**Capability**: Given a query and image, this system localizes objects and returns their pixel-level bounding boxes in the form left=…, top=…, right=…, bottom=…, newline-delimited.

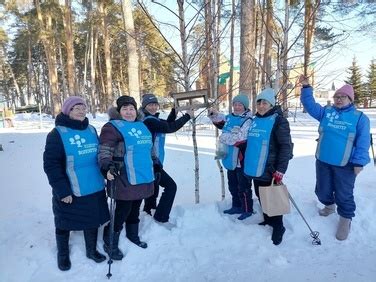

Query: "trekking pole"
left=106, top=176, right=117, bottom=279
left=288, top=193, right=322, bottom=245
left=370, top=133, right=376, bottom=166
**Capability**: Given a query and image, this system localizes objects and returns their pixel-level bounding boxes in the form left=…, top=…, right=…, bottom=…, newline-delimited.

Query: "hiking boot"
left=237, top=212, right=253, bottom=220
left=319, top=204, right=336, bottom=216
left=223, top=206, right=243, bottom=215
left=336, top=216, right=351, bottom=241
left=271, top=226, right=286, bottom=245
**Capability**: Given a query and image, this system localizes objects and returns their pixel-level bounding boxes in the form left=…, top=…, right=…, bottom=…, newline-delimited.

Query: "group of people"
left=210, top=76, right=370, bottom=245
left=44, top=76, right=371, bottom=271
left=43, top=94, right=193, bottom=271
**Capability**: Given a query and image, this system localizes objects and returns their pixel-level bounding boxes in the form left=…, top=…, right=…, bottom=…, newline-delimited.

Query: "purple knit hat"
left=335, top=84, right=354, bottom=101
left=62, top=96, right=87, bottom=115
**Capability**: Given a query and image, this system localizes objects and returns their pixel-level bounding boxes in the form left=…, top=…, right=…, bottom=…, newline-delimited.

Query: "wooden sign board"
left=170, top=89, right=209, bottom=110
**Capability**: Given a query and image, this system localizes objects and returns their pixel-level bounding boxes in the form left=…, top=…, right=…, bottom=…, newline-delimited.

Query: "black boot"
left=103, top=225, right=124, bottom=260
left=83, top=229, right=106, bottom=263
left=258, top=213, right=271, bottom=226
left=56, top=230, right=71, bottom=271
left=271, top=226, right=286, bottom=245
left=125, top=223, right=148, bottom=249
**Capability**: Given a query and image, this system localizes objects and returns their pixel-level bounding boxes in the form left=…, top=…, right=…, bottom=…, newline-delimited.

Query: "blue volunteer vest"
left=110, top=120, right=154, bottom=185
left=144, top=115, right=166, bottom=164
left=221, top=114, right=248, bottom=170
left=316, top=107, right=361, bottom=166
left=56, top=125, right=104, bottom=197
left=244, top=114, right=277, bottom=177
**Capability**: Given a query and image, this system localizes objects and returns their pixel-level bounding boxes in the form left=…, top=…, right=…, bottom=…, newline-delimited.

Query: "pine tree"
left=345, top=57, right=364, bottom=105
left=366, top=59, right=376, bottom=108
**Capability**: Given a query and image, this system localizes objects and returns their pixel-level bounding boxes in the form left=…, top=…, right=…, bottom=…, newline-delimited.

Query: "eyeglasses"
left=71, top=105, right=87, bottom=112
left=333, top=95, right=348, bottom=101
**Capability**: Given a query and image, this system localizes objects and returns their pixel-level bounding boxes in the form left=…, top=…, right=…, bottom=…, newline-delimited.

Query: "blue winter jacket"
left=300, top=86, right=370, bottom=167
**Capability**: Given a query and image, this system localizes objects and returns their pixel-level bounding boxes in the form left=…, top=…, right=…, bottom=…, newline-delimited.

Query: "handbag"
left=259, top=179, right=291, bottom=217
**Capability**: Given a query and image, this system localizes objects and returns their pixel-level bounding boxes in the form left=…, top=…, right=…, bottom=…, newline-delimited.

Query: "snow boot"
left=336, top=216, right=351, bottom=241
left=103, top=225, right=124, bottom=260
left=259, top=213, right=271, bottom=226
left=83, top=229, right=106, bottom=263
left=237, top=212, right=253, bottom=220
left=125, top=223, right=148, bottom=249
left=56, top=231, right=71, bottom=271
left=223, top=206, right=243, bottom=215
left=319, top=204, right=336, bottom=216
left=271, top=226, right=286, bottom=245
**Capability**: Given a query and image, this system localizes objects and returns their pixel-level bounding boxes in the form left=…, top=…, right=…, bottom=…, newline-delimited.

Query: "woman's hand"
left=298, top=75, right=309, bottom=86
left=107, top=170, right=115, bottom=181
left=61, top=195, right=73, bottom=204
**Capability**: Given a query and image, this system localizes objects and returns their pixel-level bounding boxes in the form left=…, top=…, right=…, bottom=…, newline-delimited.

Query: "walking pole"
left=370, top=133, right=376, bottom=166
left=288, top=193, right=322, bottom=245
left=106, top=178, right=117, bottom=279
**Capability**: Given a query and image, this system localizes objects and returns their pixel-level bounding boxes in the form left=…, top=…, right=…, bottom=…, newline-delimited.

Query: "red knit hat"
left=335, top=84, right=354, bottom=101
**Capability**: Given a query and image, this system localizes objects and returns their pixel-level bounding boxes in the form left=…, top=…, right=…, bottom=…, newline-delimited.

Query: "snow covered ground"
left=0, top=109, right=375, bottom=282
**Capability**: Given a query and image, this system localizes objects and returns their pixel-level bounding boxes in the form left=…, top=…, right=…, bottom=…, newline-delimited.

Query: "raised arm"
left=299, top=75, right=325, bottom=121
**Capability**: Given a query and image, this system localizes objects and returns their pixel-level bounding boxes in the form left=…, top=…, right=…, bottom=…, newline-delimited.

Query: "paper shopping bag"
left=259, top=179, right=291, bottom=217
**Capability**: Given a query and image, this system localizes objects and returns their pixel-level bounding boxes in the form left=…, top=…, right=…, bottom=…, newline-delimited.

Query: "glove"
left=108, top=164, right=119, bottom=177
left=272, top=171, right=284, bottom=184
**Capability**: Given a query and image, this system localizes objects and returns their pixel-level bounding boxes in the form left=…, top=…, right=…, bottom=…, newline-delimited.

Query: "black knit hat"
left=116, top=95, right=137, bottom=112
left=141, top=93, right=159, bottom=108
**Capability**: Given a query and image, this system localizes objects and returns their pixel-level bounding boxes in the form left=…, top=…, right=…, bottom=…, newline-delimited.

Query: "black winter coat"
left=239, top=106, right=293, bottom=182
left=142, top=108, right=191, bottom=143
left=43, top=113, right=109, bottom=230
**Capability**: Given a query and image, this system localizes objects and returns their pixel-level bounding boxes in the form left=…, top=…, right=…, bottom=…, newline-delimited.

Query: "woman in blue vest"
left=208, top=94, right=254, bottom=220
left=43, top=96, right=109, bottom=271
left=220, top=89, right=293, bottom=245
left=140, top=94, right=193, bottom=227
left=98, top=96, right=154, bottom=260
left=299, top=75, right=370, bottom=241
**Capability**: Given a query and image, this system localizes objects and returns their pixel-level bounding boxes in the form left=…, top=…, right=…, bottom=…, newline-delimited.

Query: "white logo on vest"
left=69, top=134, right=86, bottom=148
left=326, top=112, right=339, bottom=123
left=128, top=128, right=142, bottom=138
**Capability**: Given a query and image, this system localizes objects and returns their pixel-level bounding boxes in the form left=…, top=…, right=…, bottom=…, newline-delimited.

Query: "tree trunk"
left=35, top=0, right=60, bottom=116
left=304, top=0, right=320, bottom=78
left=99, top=0, right=113, bottom=107
left=280, top=0, right=289, bottom=115
left=63, top=0, right=77, bottom=97
left=239, top=0, right=256, bottom=112
left=262, top=0, right=273, bottom=88
left=228, top=0, right=236, bottom=114
left=121, top=0, right=141, bottom=103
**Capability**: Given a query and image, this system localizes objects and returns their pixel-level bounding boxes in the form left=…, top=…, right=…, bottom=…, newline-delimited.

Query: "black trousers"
left=113, top=199, right=142, bottom=232
left=253, top=179, right=283, bottom=228
left=236, top=168, right=253, bottom=213
left=144, top=168, right=177, bottom=223
left=227, top=169, right=241, bottom=208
